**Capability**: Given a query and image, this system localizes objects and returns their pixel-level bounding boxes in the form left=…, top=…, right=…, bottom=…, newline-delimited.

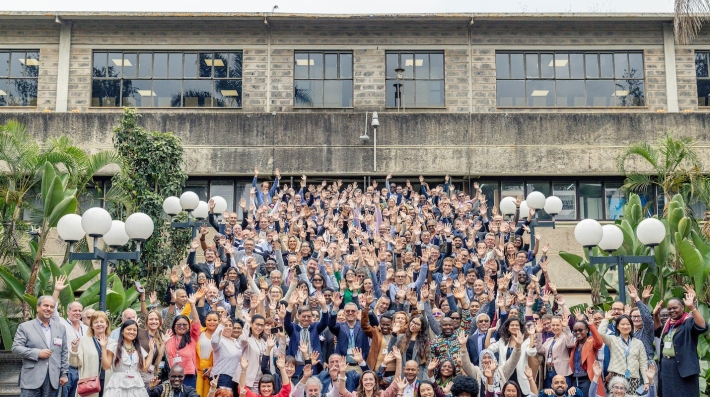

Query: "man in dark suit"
left=187, top=238, right=220, bottom=280
left=12, top=296, right=68, bottom=397
left=328, top=295, right=370, bottom=372
left=284, top=291, right=330, bottom=374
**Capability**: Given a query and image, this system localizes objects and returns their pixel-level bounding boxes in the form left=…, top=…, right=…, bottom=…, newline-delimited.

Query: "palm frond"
left=621, top=173, right=656, bottom=194
left=675, top=0, right=710, bottom=45
left=616, top=142, right=659, bottom=174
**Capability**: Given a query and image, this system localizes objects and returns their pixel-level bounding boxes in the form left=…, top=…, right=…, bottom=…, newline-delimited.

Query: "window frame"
left=695, top=50, right=710, bottom=107
left=90, top=50, right=243, bottom=109
left=385, top=50, right=446, bottom=109
left=293, top=50, right=354, bottom=108
left=495, top=50, right=646, bottom=109
left=0, top=49, right=40, bottom=108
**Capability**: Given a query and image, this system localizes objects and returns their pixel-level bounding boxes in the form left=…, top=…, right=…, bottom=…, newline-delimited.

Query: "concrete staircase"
left=0, top=352, right=21, bottom=397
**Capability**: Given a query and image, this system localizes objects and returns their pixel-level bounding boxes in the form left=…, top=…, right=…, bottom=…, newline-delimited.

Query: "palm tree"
left=675, top=0, right=710, bottom=45
left=617, top=135, right=709, bottom=215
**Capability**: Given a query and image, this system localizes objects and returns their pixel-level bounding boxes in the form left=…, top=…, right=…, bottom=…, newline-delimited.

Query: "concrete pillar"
left=663, top=23, right=679, bottom=113
left=55, top=21, right=72, bottom=112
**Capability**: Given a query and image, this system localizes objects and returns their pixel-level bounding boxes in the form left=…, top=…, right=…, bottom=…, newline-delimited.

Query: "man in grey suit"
left=12, top=296, right=68, bottom=397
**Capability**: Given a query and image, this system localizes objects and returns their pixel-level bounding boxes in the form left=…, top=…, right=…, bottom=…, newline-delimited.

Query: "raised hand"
left=627, top=284, right=639, bottom=300
left=149, top=291, right=158, bottom=305
left=394, top=376, right=407, bottom=391
left=351, top=347, right=364, bottom=364
left=240, top=355, right=249, bottom=369
left=428, top=357, right=440, bottom=372
left=391, top=346, right=402, bottom=362
left=642, top=285, right=653, bottom=301
left=298, top=340, right=309, bottom=356
left=457, top=329, right=467, bottom=346
left=512, top=330, right=524, bottom=347
left=683, top=284, right=697, bottom=308
left=54, top=275, right=68, bottom=292
left=302, top=364, right=313, bottom=380
left=592, top=361, right=602, bottom=378
left=276, top=355, right=286, bottom=369
left=310, top=350, right=320, bottom=365
left=524, top=366, right=533, bottom=380
left=646, top=362, right=656, bottom=381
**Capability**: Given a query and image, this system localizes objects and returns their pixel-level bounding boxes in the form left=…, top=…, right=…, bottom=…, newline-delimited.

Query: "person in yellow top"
left=196, top=312, right=219, bottom=397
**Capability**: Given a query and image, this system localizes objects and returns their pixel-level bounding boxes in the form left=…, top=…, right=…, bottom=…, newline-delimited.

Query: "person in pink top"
left=337, top=355, right=403, bottom=397
left=237, top=354, right=291, bottom=397
left=165, top=288, right=205, bottom=389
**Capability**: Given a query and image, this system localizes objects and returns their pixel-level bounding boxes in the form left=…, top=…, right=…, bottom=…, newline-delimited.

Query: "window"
left=386, top=51, right=444, bottom=108
left=91, top=51, right=242, bottom=108
left=0, top=50, right=39, bottom=107
left=496, top=51, right=645, bottom=107
left=696, top=51, right=710, bottom=106
left=294, top=51, right=353, bottom=108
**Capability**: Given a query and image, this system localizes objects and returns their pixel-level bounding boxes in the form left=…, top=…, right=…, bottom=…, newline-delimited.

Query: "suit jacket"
left=320, top=328, right=336, bottom=366
left=283, top=310, right=330, bottom=361
left=186, top=251, right=218, bottom=280
left=360, top=308, right=397, bottom=370
left=12, top=318, right=68, bottom=390
left=328, top=316, right=370, bottom=361
left=536, top=326, right=576, bottom=377
left=466, top=331, right=487, bottom=367
left=658, top=316, right=709, bottom=378
left=232, top=251, right=266, bottom=268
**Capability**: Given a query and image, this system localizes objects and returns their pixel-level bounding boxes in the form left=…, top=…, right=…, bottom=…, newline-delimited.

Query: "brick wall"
left=644, top=48, right=667, bottom=112
left=353, top=49, right=385, bottom=110
left=269, top=48, right=294, bottom=112
left=676, top=47, right=697, bottom=111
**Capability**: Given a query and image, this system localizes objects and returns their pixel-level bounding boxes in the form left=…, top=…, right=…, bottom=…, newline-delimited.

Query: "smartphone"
left=271, top=326, right=283, bottom=334
left=295, top=266, right=302, bottom=276
left=134, top=281, right=145, bottom=294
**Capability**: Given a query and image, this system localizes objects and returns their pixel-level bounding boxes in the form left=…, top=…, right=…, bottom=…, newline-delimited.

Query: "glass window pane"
left=199, top=53, right=213, bottom=78
left=510, top=54, right=525, bottom=79
left=340, top=80, right=353, bottom=107
left=526, top=53, right=539, bottom=78
left=138, top=53, right=152, bottom=78
left=556, top=80, right=586, bottom=107
left=585, top=54, right=599, bottom=78
left=229, top=52, right=242, bottom=78
left=214, top=53, right=228, bottom=78
left=614, top=53, right=629, bottom=78
left=210, top=181, right=235, bottom=212
left=91, top=79, right=120, bottom=107
left=153, top=79, right=182, bottom=107
left=24, top=52, right=39, bottom=78
left=108, top=53, right=122, bottom=78
left=430, top=53, right=443, bottom=79
left=401, top=79, right=414, bottom=107
left=340, top=53, right=352, bottom=79
left=580, top=182, right=603, bottom=220
left=183, top=53, right=198, bottom=78
left=540, top=54, right=554, bottom=78
left=604, top=182, right=626, bottom=220
left=183, top=79, right=213, bottom=107
left=92, top=52, right=107, bottom=78
left=310, top=80, right=324, bottom=107
left=697, top=80, right=710, bottom=106
left=496, top=53, right=510, bottom=79
left=386, top=53, right=399, bottom=79
left=122, top=53, right=137, bottom=78
left=401, top=54, right=414, bottom=78
left=153, top=53, right=168, bottom=78
left=554, top=54, right=569, bottom=79
left=552, top=182, right=577, bottom=220
left=214, top=79, right=241, bottom=108
left=496, top=80, right=525, bottom=106
left=587, top=80, right=614, bottom=107
left=614, top=80, right=645, bottom=106
left=415, top=53, right=429, bottom=79
left=0, top=52, right=9, bottom=78
left=629, top=53, right=644, bottom=79
left=324, top=53, right=338, bottom=79
left=526, top=80, right=555, bottom=106
left=324, top=80, right=343, bottom=107
left=0, top=79, right=8, bottom=106
left=309, top=53, right=323, bottom=79
left=696, top=52, right=708, bottom=78
left=169, top=53, right=183, bottom=78
left=502, top=182, right=524, bottom=199
left=183, top=180, right=208, bottom=202
left=122, top=79, right=152, bottom=107
left=417, top=79, right=444, bottom=107
left=10, top=52, right=24, bottom=77
left=295, top=80, right=314, bottom=107
left=570, top=53, right=584, bottom=79
left=8, top=79, right=37, bottom=106
left=295, top=53, right=309, bottom=79
left=600, top=54, right=614, bottom=78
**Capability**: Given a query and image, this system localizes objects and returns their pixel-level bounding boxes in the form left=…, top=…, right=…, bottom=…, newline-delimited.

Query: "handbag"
left=77, top=376, right=101, bottom=396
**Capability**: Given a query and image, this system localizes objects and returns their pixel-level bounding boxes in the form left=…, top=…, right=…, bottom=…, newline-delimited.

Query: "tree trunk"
left=22, top=229, right=46, bottom=321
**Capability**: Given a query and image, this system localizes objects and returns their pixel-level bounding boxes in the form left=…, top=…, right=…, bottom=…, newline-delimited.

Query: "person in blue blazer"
left=284, top=292, right=330, bottom=375
left=328, top=294, right=371, bottom=372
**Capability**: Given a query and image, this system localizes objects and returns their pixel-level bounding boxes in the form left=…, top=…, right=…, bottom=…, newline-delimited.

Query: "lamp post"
left=573, top=218, right=665, bottom=303
left=395, top=66, right=405, bottom=112
left=499, top=192, right=564, bottom=265
left=57, top=208, right=154, bottom=311
left=163, top=191, right=228, bottom=238
left=360, top=112, right=379, bottom=172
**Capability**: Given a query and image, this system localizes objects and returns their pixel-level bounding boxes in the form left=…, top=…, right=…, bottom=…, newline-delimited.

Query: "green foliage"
left=108, top=108, right=190, bottom=295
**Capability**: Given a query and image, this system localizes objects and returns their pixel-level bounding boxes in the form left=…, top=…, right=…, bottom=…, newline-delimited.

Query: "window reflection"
left=385, top=51, right=445, bottom=108
left=580, top=182, right=603, bottom=219
left=695, top=51, right=710, bottom=107
left=552, top=182, right=576, bottom=220
left=294, top=51, right=353, bottom=108
left=91, top=51, right=242, bottom=108
left=0, top=50, right=39, bottom=107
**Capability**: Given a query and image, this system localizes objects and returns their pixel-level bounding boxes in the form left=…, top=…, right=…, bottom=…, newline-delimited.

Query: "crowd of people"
left=12, top=171, right=709, bottom=397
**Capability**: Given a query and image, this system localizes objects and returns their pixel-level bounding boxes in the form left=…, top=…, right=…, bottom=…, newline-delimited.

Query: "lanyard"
left=65, top=319, right=83, bottom=338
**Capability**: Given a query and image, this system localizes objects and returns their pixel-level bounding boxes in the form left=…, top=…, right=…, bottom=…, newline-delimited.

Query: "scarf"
left=160, top=383, right=184, bottom=397
left=662, top=312, right=690, bottom=335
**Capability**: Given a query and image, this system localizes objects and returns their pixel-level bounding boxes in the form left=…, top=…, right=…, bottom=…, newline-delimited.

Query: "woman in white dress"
left=97, top=320, right=155, bottom=397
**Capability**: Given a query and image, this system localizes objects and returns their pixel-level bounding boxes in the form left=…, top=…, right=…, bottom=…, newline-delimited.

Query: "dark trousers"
left=61, top=367, right=79, bottom=397
left=570, top=375, right=591, bottom=397
left=21, top=373, right=57, bottom=397
left=183, top=374, right=197, bottom=389
left=217, top=374, right=239, bottom=397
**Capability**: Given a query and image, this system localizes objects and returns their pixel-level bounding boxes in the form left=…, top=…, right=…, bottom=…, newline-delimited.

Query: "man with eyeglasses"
left=466, top=313, right=493, bottom=366
left=385, top=266, right=427, bottom=305
left=328, top=296, right=370, bottom=370
left=148, top=365, right=200, bottom=397
left=285, top=291, right=330, bottom=375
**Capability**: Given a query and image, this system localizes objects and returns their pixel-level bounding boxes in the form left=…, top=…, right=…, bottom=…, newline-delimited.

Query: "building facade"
left=2, top=12, right=710, bottom=299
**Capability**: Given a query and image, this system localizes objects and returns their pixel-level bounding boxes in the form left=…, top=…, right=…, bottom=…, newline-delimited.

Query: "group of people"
left=13, top=172, right=709, bottom=397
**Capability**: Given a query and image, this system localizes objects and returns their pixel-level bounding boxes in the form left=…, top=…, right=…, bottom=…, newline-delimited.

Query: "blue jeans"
left=62, top=367, right=79, bottom=397
left=182, top=374, right=197, bottom=389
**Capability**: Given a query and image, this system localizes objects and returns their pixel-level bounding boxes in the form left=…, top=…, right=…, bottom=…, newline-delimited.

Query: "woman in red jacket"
left=238, top=354, right=291, bottom=397
left=568, top=313, right=604, bottom=397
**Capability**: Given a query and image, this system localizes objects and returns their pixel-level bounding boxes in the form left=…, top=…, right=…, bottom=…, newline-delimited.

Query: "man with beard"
left=359, top=294, right=396, bottom=375
left=429, top=318, right=462, bottom=372
left=187, top=238, right=220, bottom=281
left=148, top=365, right=200, bottom=397
left=328, top=296, right=370, bottom=368
left=538, top=375, right=583, bottom=397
